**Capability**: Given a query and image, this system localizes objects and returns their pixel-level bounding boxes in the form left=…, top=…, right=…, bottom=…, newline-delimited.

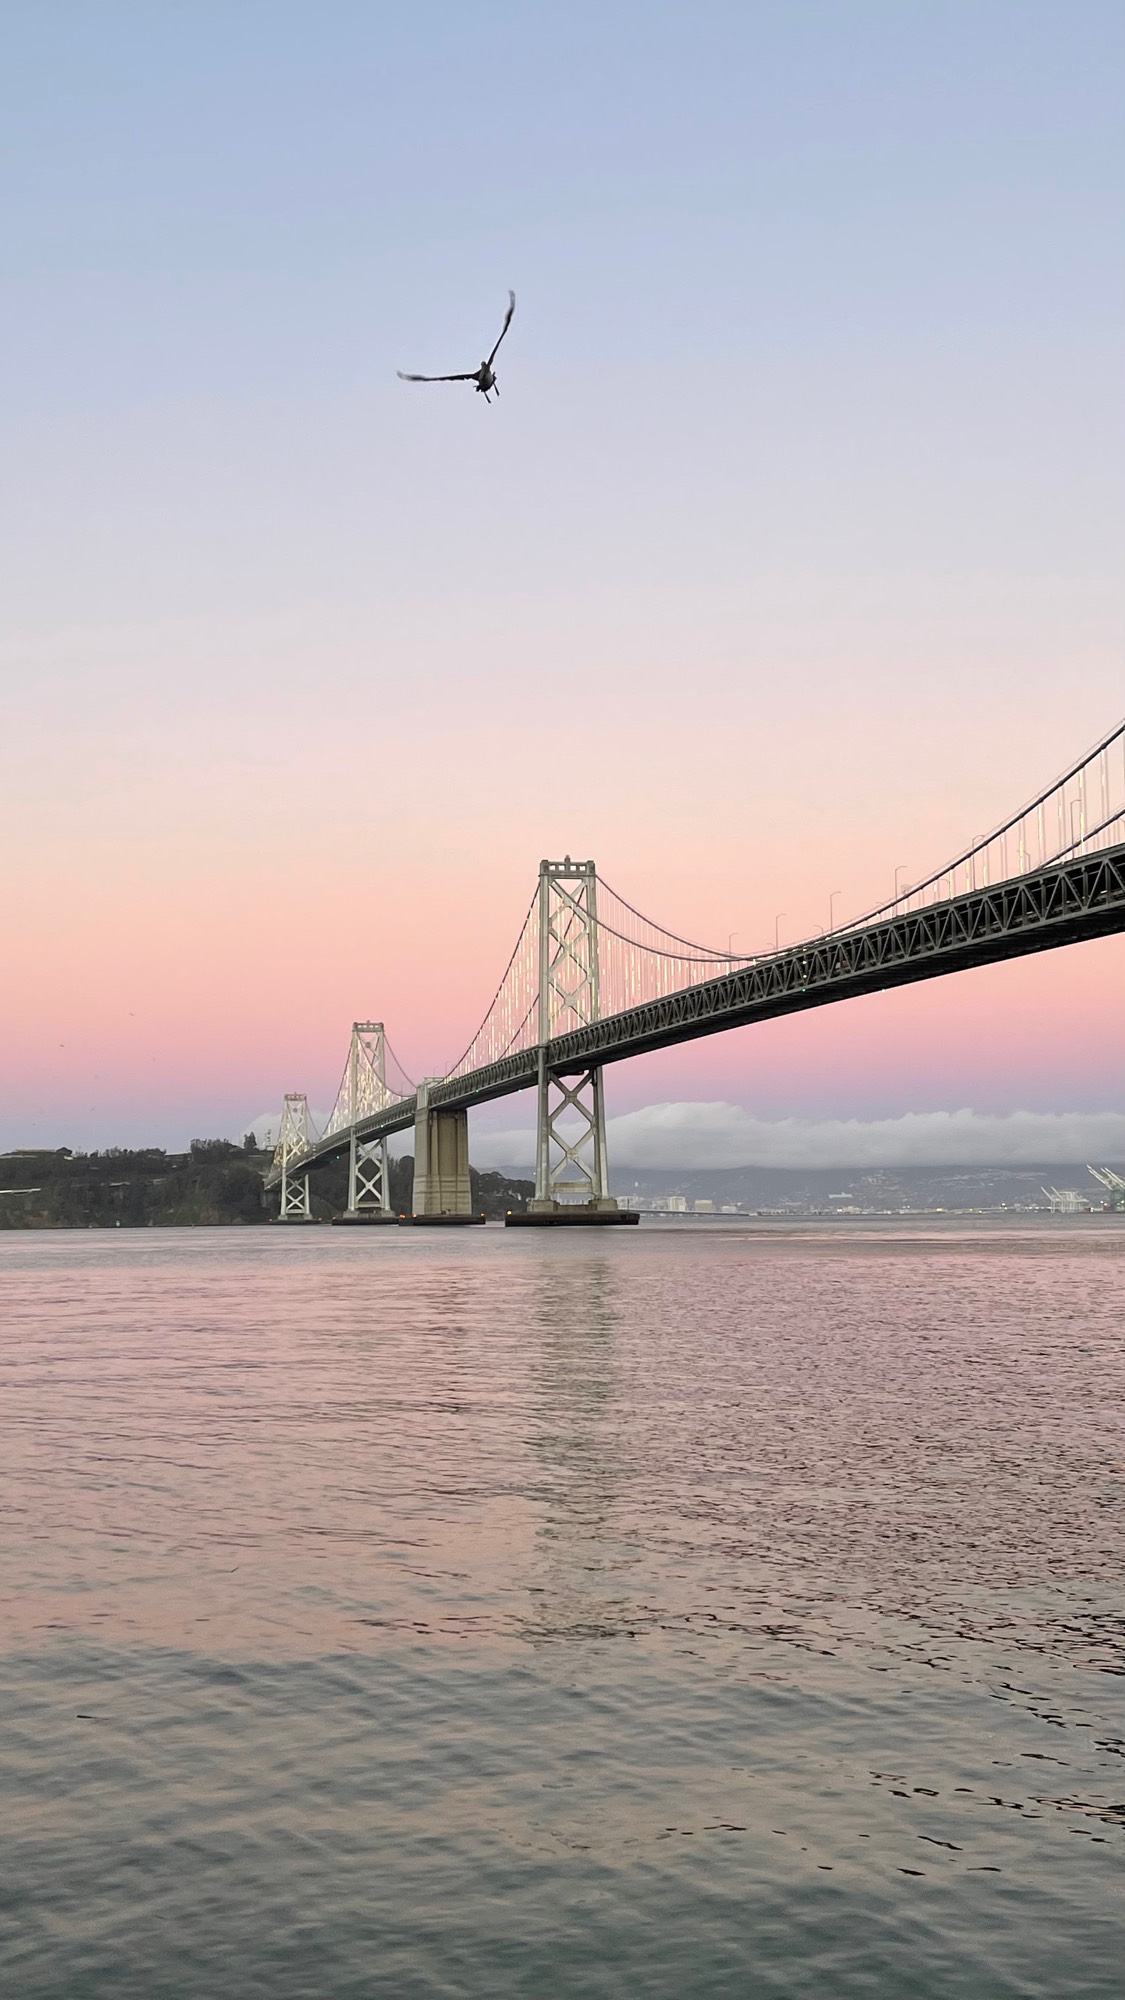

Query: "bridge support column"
left=528, top=1057, right=619, bottom=1214
left=412, top=1081, right=474, bottom=1218
left=280, top=1167, right=311, bottom=1220
left=335, top=1131, right=393, bottom=1222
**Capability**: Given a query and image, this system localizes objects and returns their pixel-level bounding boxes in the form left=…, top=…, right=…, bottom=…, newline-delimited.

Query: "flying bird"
left=397, top=291, right=516, bottom=403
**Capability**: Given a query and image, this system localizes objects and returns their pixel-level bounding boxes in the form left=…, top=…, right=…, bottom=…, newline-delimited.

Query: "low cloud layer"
left=466, top=1102, right=1125, bottom=1173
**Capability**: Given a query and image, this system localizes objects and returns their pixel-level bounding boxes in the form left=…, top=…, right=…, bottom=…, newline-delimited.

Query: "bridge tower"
left=528, top=858, right=620, bottom=1219
left=275, top=1092, right=314, bottom=1221
left=342, top=1022, right=394, bottom=1221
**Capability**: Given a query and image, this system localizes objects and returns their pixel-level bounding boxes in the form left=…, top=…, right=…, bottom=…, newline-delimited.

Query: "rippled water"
left=2, top=1220, right=1124, bottom=1998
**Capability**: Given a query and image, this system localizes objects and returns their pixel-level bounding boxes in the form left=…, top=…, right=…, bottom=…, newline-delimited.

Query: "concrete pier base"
left=412, top=1083, right=474, bottom=1217
left=400, top=1212, right=487, bottom=1226
left=507, top=1205, right=639, bottom=1227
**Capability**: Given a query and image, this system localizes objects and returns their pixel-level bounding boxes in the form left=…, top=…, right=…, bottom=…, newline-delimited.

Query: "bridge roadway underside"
left=268, top=844, right=1125, bottom=1187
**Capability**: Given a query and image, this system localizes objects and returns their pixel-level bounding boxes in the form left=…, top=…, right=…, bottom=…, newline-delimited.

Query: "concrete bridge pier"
left=411, top=1081, right=478, bottom=1221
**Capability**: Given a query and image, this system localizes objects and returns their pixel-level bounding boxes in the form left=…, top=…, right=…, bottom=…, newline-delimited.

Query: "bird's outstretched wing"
left=486, top=291, right=516, bottom=368
left=397, top=370, right=477, bottom=383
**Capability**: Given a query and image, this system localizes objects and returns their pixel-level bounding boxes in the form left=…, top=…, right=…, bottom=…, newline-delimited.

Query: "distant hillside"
left=0, top=1141, right=273, bottom=1229
left=0, top=1142, right=534, bottom=1227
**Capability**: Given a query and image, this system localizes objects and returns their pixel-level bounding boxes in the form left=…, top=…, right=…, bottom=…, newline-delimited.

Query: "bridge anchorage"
left=267, top=714, right=1125, bottom=1229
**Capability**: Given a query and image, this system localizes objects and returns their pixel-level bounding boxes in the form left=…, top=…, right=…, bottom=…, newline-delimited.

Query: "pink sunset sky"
left=1, top=4, right=1123, bottom=1165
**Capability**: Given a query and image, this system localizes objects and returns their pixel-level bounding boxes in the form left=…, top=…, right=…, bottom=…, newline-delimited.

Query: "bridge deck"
left=267, top=843, right=1125, bottom=1186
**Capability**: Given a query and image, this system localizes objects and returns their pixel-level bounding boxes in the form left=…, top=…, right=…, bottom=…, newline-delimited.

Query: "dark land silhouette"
left=0, top=1141, right=533, bottom=1227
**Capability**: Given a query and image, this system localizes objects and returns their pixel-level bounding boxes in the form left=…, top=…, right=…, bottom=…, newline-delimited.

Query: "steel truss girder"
left=554, top=845, right=1125, bottom=1070
left=265, top=844, right=1125, bottom=1188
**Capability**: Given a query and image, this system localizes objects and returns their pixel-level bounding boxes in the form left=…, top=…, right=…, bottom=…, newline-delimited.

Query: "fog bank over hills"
left=467, top=1103, right=1125, bottom=1175
left=239, top=1103, right=1125, bottom=1212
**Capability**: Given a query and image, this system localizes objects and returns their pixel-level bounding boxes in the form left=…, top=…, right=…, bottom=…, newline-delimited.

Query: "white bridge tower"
left=530, top=858, right=618, bottom=1215
left=344, top=1022, right=393, bottom=1218
left=275, top=1093, right=314, bottom=1220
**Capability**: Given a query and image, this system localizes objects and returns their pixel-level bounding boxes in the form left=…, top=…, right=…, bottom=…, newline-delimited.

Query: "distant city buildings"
left=613, top=1164, right=1125, bottom=1219
left=619, top=1192, right=701, bottom=1213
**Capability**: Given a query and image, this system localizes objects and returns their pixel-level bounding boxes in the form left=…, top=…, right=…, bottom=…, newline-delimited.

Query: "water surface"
left=2, top=1221, right=1123, bottom=1997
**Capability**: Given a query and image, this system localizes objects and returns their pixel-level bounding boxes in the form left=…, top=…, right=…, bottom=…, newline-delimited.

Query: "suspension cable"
left=593, top=909, right=758, bottom=964
left=854, top=714, right=1125, bottom=925
left=441, top=885, right=539, bottom=1078
left=382, top=1035, right=418, bottom=1094
left=595, top=875, right=752, bottom=960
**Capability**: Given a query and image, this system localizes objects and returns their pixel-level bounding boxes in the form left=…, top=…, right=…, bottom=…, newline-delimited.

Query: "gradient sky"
left=2, top=1, right=1123, bottom=1155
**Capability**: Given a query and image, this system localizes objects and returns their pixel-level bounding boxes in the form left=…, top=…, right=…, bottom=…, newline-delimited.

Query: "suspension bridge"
left=265, top=718, right=1125, bottom=1224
